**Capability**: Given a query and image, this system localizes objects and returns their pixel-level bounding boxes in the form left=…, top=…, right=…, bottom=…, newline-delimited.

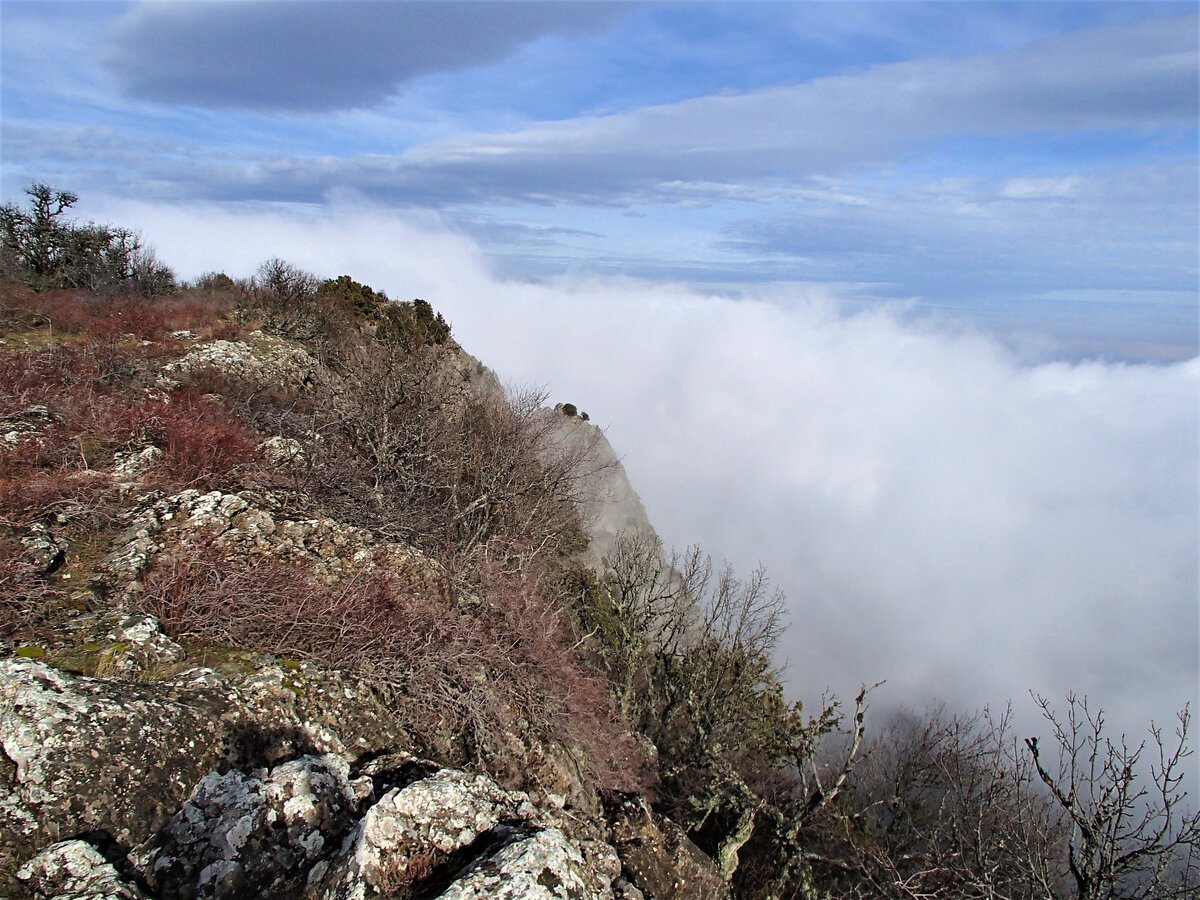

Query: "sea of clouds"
left=100, top=199, right=1198, bottom=748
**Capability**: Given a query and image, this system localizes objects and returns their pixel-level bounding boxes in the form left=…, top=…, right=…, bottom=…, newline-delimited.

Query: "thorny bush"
left=137, top=542, right=639, bottom=789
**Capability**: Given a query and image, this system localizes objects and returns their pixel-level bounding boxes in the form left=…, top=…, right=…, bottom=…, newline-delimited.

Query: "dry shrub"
left=1, top=338, right=259, bottom=498
left=137, top=544, right=639, bottom=789
left=0, top=541, right=47, bottom=638
left=130, top=389, right=258, bottom=489
left=0, top=469, right=122, bottom=531
left=296, top=336, right=594, bottom=578
left=156, top=286, right=243, bottom=336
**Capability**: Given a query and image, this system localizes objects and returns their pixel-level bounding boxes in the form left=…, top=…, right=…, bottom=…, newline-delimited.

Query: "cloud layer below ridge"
left=100, top=199, right=1199, bottom=741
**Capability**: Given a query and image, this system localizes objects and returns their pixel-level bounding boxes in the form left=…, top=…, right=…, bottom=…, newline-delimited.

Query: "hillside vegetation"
left=1, top=186, right=1196, bottom=899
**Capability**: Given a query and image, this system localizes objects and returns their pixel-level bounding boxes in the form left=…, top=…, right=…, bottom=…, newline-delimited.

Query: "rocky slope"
left=0, top=305, right=723, bottom=899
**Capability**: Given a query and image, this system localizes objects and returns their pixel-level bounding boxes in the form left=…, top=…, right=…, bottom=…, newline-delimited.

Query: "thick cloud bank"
left=103, top=1, right=621, bottom=112
left=105, top=200, right=1198, bottom=741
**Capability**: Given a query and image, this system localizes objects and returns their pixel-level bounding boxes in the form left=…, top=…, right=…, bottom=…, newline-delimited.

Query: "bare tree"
left=806, top=703, right=1064, bottom=900
left=1025, top=694, right=1200, bottom=900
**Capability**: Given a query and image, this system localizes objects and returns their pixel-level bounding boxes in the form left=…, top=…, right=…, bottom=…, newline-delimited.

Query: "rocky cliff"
left=0, top=284, right=727, bottom=900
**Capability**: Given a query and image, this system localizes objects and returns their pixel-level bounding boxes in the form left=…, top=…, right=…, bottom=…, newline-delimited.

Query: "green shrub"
left=0, top=183, right=176, bottom=295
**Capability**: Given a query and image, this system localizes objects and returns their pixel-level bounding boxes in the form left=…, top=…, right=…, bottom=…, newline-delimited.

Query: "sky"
left=1, top=2, right=1197, bottom=744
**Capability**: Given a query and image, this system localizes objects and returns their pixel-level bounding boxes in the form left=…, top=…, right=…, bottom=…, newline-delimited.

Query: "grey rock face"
left=104, top=488, right=449, bottom=593
left=603, top=793, right=730, bottom=900
left=548, top=417, right=656, bottom=568
left=142, top=755, right=369, bottom=900
left=17, top=840, right=149, bottom=900
left=99, top=613, right=187, bottom=677
left=157, top=335, right=316, bottom=390
left=19, top=523, right=64, bottom=574
left=311, top=767, right=534, bottom=900
left=1, top=657, right=626, bottom=900
left=439, top=826, right=606, bottom=900
left=0, top=658, right=239, bottom=860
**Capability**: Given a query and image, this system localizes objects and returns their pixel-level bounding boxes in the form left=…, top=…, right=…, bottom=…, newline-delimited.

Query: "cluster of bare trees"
left=584, top=531, right=1198, bottom=900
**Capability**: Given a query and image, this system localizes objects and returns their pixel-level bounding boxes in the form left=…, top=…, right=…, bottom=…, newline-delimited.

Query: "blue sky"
left=2, top=2, right=1197, bottom=735
left=2, top=1, right=1196, bottom=360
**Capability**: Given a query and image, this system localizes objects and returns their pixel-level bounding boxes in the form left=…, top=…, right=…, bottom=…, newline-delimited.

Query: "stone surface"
left=112, top=446, right=164, bottom=479
left=158, top=336, right=315, bottom=390
left=141, top=755, right=368, bottom=900
left=19, top=523, right=64, bottom=574
left=311, top=767, right=533, bottom=900
left=16, top=840, right=149, bottom=900
left=104, top=488, right=450, bottom=594
left=100, top=612, right=187, bottom=677
left=546, top=417, right=657, bottom=569
left=602, top=793, right=730, bottom=900
left=0, top=658, right=239, bottom=861
left=439, top=826, right=613, bottom=900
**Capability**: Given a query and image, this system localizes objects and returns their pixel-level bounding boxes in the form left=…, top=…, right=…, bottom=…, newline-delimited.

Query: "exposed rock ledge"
left=1, top=655, right=725, bottom=900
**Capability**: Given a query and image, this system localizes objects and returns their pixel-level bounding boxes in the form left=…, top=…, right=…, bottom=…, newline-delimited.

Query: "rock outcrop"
left=1, top=654, right=724, bottom=900
left=1, top=657, right=630, bottom=900
left=1, top=327, right=729, bottom=900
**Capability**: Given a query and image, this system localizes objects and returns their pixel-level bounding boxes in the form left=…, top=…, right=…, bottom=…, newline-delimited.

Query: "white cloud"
left=390, top=12, right=1196, bottom=197
left=98, top=198, right=1199, bottom=745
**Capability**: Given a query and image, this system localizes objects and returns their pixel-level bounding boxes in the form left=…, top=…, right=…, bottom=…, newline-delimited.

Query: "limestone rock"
left=104, top=489, right=450, bottom=595
left=312, top=767, right=534, bottom=900
left=99, top=613, right=186, bottom=677
left=546, top=417, right=656, bottom=568
left=439, top=826, right=612, bottom=900
left=259, top=436, right=305, bottom=467
left=141, top=755, right=369, bottom=900
left=158, top=335, right=315, bottom=390
left=0, top=658, right=239, bottom=862
left=2, top=404, right=53, bottom=447
left=17, top=840, right=149, bottom=900
left=20, top=523, right=64, bottom=574
left=112, top=446, right=163, bottom=479
left=602, top=793, right=729, bottom=900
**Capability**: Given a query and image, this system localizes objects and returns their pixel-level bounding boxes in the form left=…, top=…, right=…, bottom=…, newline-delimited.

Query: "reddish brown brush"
left=129, top=389, right=258, bottom=489
left=0, top=542, right=47, bottom=638
left=137, top=544, right=641, bottom=789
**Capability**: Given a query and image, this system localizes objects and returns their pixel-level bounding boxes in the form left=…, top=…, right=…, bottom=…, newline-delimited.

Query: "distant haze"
left=95, top=200, right=1199, bottom=748
left=3, top=0, right=1195, bottom=748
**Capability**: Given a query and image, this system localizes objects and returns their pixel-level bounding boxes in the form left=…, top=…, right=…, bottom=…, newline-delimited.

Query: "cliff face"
left=546, top=415, right=656, bottom=569
left=0, top=287, right=724, bottom=900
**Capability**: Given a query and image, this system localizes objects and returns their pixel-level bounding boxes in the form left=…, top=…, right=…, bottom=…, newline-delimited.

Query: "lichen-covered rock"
left=602, top=793, right=729, bottom=900
left=0, top=658, right=239, bottom=862
left=16, top=840, right=149, bottom=900
left=439, top=827, right=613, bottom=900
left=158, top=335, right=315, bottom=390
left=0, top=656, right=414, bottom=891
left=2, top=404, right=53, bottom=447
left=99, top=612, right=187, bottom=677
left=141, top=755, right=370, bottom=900
left=20, top=523, right=64, bottom=574
left=311, top=768, right=535, bottom=900
left=259, top=436, right=305, bottom=467
left=104, top=489, right=450, bottom=595
left=112, top=445, right=163, bottom=479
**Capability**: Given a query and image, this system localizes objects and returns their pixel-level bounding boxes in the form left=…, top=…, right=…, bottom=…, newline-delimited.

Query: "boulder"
left=17, top=840, right=149, bottom=900
left=602, top=793, right=729, bottom=900
left=140, top=755, right=369, bottom=900
left=0, top=658, right=240, bottom=863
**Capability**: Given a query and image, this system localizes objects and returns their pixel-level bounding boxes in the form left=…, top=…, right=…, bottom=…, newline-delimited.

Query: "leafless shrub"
left=136, top=543, right=636, bottom=787
left=0, top=543, right=47, bottom=638
left=1026, top=693, right=1200, bottom=900
left=799, top=703, right=1065, bottom=900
